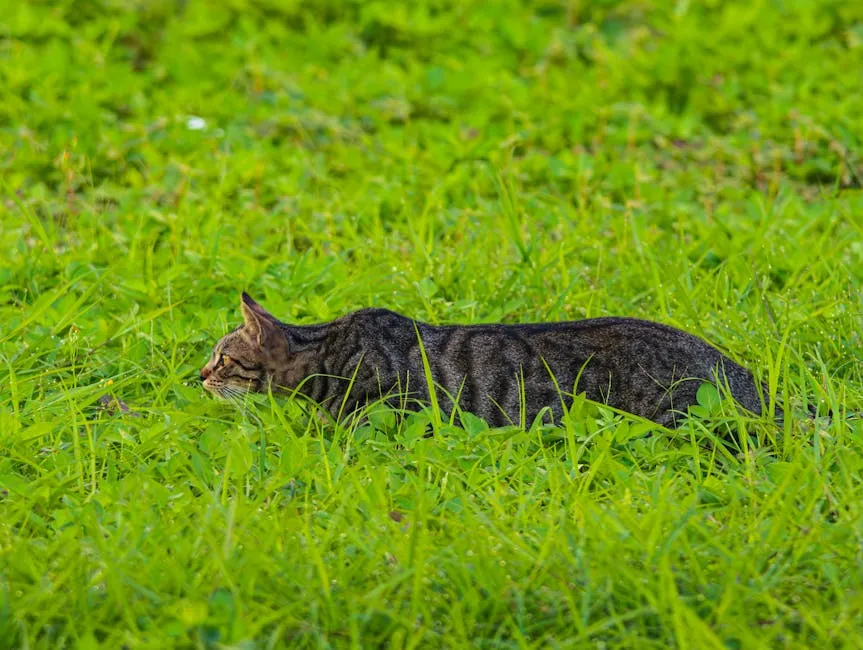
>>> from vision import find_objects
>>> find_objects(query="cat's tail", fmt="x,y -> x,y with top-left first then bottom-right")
805,402 -> 863,424
733,372 -> 860,426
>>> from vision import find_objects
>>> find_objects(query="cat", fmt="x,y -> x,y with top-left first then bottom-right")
200,293 -> 776,428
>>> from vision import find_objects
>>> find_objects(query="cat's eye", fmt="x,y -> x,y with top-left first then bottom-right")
215,353 -> 231,368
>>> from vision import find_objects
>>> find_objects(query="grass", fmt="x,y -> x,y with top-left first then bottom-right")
2,0 -> 863,647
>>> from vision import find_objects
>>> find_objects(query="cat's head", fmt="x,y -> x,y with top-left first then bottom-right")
200,292 -> 288,398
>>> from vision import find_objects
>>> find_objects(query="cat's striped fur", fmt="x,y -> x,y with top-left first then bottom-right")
200,293 -> 774,428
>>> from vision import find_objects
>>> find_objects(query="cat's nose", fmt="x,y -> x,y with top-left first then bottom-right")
200,368 -> 210,381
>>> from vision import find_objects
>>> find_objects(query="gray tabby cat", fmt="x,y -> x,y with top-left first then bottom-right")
200,293 -> 775,428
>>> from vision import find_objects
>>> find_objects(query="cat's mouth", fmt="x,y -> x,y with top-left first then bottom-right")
202,378 -> 256,400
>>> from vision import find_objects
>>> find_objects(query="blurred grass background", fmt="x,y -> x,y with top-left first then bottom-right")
1,0 -> 863,648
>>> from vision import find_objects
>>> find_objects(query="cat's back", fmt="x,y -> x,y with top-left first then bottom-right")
339,309 -> 731,362
336,307 -> 418,347
427,314 -> 715,350
341,307 -> 414,329
503,316 -> 733,368
343,310 -> 717,350
504,316 -> 717,346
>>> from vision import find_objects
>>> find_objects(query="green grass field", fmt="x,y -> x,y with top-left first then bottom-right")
2,0 -> 863,647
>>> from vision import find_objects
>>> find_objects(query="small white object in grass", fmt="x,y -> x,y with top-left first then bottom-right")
186,116 -> 207,130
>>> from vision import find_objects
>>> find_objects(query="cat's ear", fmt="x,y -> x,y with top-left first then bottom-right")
240,293 -> 279,347
241,292 -> 276,320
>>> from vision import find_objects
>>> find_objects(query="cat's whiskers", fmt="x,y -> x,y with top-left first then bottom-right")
220,384 -> 249,403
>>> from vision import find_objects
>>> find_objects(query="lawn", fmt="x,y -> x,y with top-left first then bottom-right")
2,0 -> 863,647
